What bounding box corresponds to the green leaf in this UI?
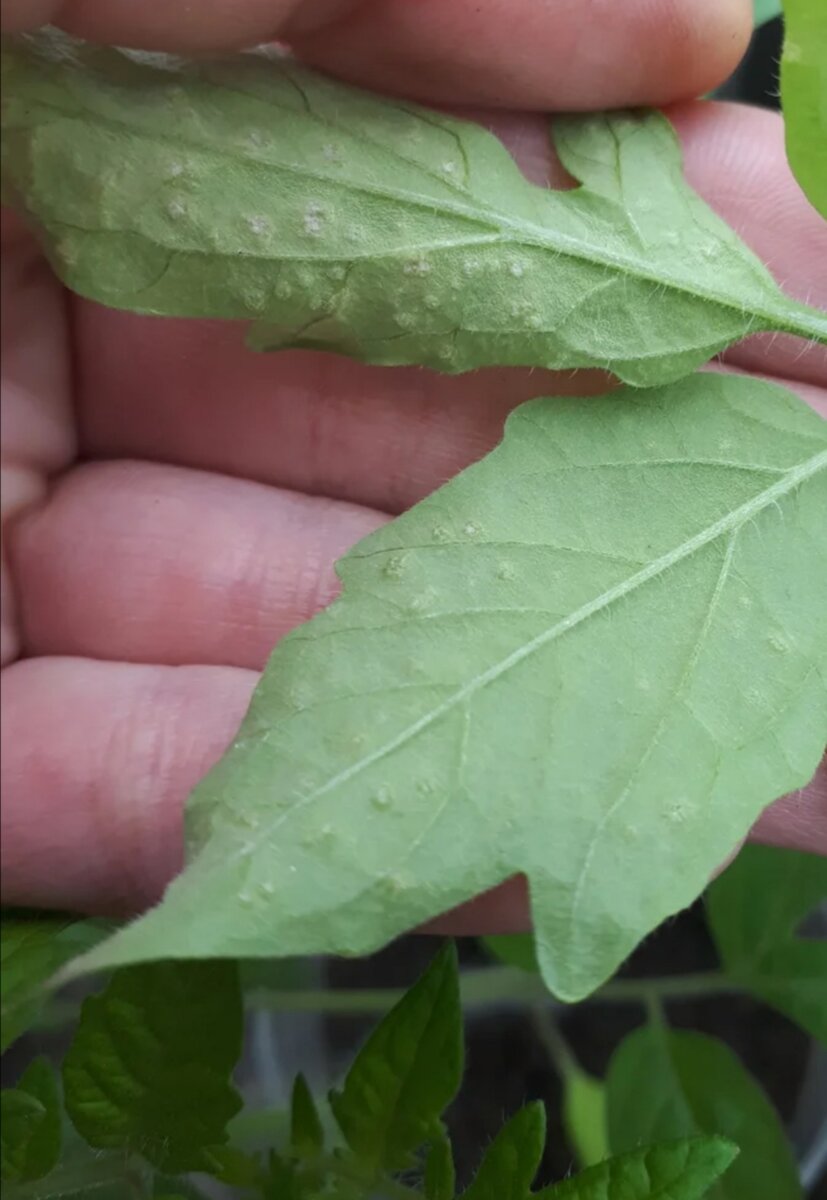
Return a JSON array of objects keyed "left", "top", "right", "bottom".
[
  {"left": 707, "top": 844, "right": 827, "bottom": 1043},
  {"left": 1, "top": 1094, "right": 46, "bottom": 1178},
  {"left": 780, "top": 0, "right": 827, "bottom": 217},
  {"left": 3, "top": 33, "right": 825, "bottom": 385},
  {"left": 329, "top": 943, "right": 462, "bottom": 1171},
  {"left": 64, "top": 374, "right": 827, "bottom": 1002},
  {"left": 1, "top": 1152, "right": 152, "bottom": 1200},
  {"left": 753, "top": 0, "right": 782, "bottom": 26},
  {"left": 462, "top": 1102, "right": 545, "bottom": 1199},
  {"left": 201, "top": 1144, "right": 264, "bottom": 1187},
  {"left": 537, "top": 1137, "right": 738, "bottom": 1199},
  {"left": 480, "top": 934, "right": 539, "bottom": 974},
  {"left": 263, "top": 1152, "right": 301, "bottom": 1200},
  {"left": 562, "top": 1072, "right": 609, "bottom": 1170},
  {"left": 425, "top": 1133, "right": 456, "bottom": 1200},
  {"left": 290, "top": 1074, "right": 324, "bottom": 1157},
  {"left": 1, "top": 912, "right": 109, "bottom": 1051},
  {"left": 62, "top": 960, "right": 243, "bottom": 1173},
  {"left": 606, "top": 1028, "right": 801, "bottom": 1199},
  {"left": 1, "top": 1060, "right": 61, "bottom": 1184}
]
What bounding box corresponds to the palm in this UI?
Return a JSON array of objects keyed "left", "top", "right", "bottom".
[{"left": 1, "top": 7, "right": 825, "bottom": 924}]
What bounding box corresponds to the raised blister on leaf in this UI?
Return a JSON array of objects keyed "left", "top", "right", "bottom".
[
  {"left": 2, "top": 31, "right": 825, "bottom": 385},
  {"left": 63, "top": 375, "right": 827, "bottom": 1002}
]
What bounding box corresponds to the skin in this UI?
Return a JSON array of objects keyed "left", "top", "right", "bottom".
[{"left": 1, "top": 0, "right": 824, "bottom": 935}]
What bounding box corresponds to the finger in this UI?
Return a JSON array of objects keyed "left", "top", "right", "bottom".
[
  {"left": 750, "top": 760, "right": 827, "bottom": 853},
  {"left": 10, "top": 460, "right": 385, "bottom": 669},
  {"left": 1, "top": 0, "right": 751, "bottom": 109},
  {"left": 0, "top": 657, "right": 256, "bottom": 913},
  {"left": 1, "top": 213, "right": 73, "bottom": 665},
  {"left": 77, "top": 102, "right": 827, "bottom": 515},
  {"left": 17, "top": 369, "right": 827, "bottom": 677},
  {"left": 2, "top": 657, "right": 823, "bottom": 918}
]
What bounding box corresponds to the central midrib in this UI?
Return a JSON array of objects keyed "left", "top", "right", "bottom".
[
  {"left": 231, "top": 448, "right": 827, "bottom": 862},
  {"left": 18, "top": 89, "right": 815, "bottom": 336}
]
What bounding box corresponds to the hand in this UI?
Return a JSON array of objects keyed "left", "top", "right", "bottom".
[{"left": 2, "top": 0, "right": 824, "bottom": 934}]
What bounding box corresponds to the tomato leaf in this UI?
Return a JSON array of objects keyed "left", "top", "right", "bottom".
[
  {"left": 1, "top": 1060, "right": 62, "bottom": 1184},
  {"left": 562, "top": 1071, "right": 609, "bottom": 1170},
  {"left": 707, "top": 844, "right": 827, "bottom": 1044},
  {"left": 753, "top": 0, "right": 782, "bottom": 26},
  {"left": 0, "top": 912, "right": 110, "bottom": 1051},
  {"left": 462, "top": 1102, "right": 545, "bottom": 1199},
  {"left": 2, "top": 31, "right": 825, "bottom": 385},
  {"left": 481, "top": 934, "right": 539, "bottom": 974},
  {"left": 537, "top": 1136, "right": 738, "bottom": 1199},
  {"left": 63, "top": 375, "right": 827, "bottom": 1001},
  {"left": 606, "top": 1028, "right": 801, "bottom": 1199},
  {"left": 290, "top": 1074, "right": 324, "bottom": 1158},
  {"left": 329, "top": 942, "right": 462, "bottom": 1172},
  {"left": 780, "top": 0, "right": 827, "bottom": 217},
  {"left": 62, "top": 961, "right": 243, "bottom": 1173},
  {"left": 425, "top": 1133, "right": 456, "bottom": 1200}
]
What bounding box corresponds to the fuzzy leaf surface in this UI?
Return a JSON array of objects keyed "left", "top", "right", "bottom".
[
  {"left": 706, "top": 845, "right": 827, "bottom": 1043},
  {"left": 64, "top": 375, "right": 827, "bottom": 1000},
  {"left": 537, "top": 1137, "right": 738, "bottom": 1199},
  {"left": 62, "top": 961, "right": 243, "bottom": 1173},
  {"left": 2, "top": 32, "right": 826, "bottom": 385},
  {"left": 607, "top": 1029, "right": 801, "bottom": 1199},
  {"left": 425, "top": 1134, "right": 456, "bottom": 1200},
  {"left": 462, "top": 1102, "right": 545, "bottom": 1199},
  {"left": 781, "top": 0, "right": 827, "bottom": 217}
]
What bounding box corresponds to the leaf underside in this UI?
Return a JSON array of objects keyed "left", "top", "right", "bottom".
[
  {"left": 2, "top": 31, "right": 825, "bottom": 387},
  {"left": 65, "top": 374, "right": 827, "bottom": 1001}
]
